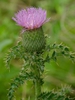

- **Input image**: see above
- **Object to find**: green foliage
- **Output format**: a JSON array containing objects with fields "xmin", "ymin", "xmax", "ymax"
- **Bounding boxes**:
[
  {"xmin": 5, "ymin": 40, "xmax": 75, "ymax": 100},
  {"xmin": 8, "ymin": 71, "xmax": 35, "ymax": 100},
  {"xmin": 5, "ymin": 42, "xmax": 25, "ymax": 68},
  {"xmin": 38, "ymin": 86, "xmax": 74, "ymax": 100},
  {"xmin": 5, "ymin": 42, "xmax": 45, "ymax": 100},
  {"xmin": 44, "ymin": 43, "xmax": 75, "ymax": 63}
]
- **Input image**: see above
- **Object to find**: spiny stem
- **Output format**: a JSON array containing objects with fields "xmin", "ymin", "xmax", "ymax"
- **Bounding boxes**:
[
  {"xmin": 35, "ymin": 79, "xmax": 41, "ymax": 100},
  {"xmin": 34, "ymin": 66, "xmax": 41, "ymax": 100}
]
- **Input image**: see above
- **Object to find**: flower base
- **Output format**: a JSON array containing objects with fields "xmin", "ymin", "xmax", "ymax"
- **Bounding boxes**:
[{"xmin": 22, "ymin": 27, "xmax": 46, "ymax": 53}]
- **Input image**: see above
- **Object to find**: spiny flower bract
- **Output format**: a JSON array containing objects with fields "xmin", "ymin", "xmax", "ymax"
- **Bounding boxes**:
[{"xmin": 12, "ymin": 7, "xmax": 49, "ymax": 30}]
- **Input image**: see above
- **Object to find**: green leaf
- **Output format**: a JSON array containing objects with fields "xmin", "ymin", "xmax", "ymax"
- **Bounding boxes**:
[
  {"xmin": 45, "ymin": 54, "xmax": 50, "ymax": 63},
  {"xmin": 58, "ymin": 44, "xmax": 63, "ymax": 49},
  {"xmin": 64, "ymin": 47, "xmax": 69, "ymax": 52},
  {"xmin": 5, "ymin": 42, "xmax": 26, "ymax": 68},
  {"xmin": 38, "ymin": 86, "xmax": 73, "ymax": 100},
  {"xmin": 51, "ymin": 51, "xmax": 57, "ymax": 61},
  {"xmin": 8, "ymin": 71, "xmax": 35, "ymax": 100}
]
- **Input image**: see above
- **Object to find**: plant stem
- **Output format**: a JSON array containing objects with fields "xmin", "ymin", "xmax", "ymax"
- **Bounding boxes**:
[
  {"xmin": 35, "ymin": 79, "xmax": 41, "ymax": 100},
  {"xmin": 34, "ymin": 66, "xmax": 41, "ymax": 100}
]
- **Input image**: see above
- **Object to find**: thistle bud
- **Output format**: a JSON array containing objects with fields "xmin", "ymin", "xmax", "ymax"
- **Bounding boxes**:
[
  {"xmin": 22, "ymin": 27, "xmax": 46, "ymax": 52},
  {"xmin": 12, "ymin": 7, "xmax": 50, "ymax": 52}
]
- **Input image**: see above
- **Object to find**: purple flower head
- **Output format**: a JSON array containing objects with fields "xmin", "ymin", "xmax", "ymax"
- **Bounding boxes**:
[{"xmin": 12, "ymin": 7, "xmax": 50, "ymax": 30}]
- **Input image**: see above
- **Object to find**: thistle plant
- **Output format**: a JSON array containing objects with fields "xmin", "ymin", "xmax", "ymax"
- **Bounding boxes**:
[{"xmin": 5, "ymin": 7, "xmax": 75, "ymax": 100}]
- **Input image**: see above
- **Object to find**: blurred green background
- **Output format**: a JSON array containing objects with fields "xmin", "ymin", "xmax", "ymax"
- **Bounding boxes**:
[{"xmin": 0, "ymin": 0, "xmax": 75, "ymax": 100}]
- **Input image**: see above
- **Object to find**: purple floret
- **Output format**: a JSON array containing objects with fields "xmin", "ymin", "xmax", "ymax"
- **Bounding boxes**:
[{"xmin": 12, "ymin": 7, "xmax": 50, "ymax": 30}]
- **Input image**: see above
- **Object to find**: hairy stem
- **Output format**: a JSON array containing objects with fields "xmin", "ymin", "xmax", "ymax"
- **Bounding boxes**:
[
  {"xmin": 34, "ymin": 66, "xmax": 41, "ymax": 100},
  {"xmin": 35, "ymin": 79, "xmax": 41, "ymax": 100}
]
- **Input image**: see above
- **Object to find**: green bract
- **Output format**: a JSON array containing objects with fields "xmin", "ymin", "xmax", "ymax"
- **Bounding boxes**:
[{"xmin": 22, "ymin": 27, "xmax": 46, "ymax": 53}]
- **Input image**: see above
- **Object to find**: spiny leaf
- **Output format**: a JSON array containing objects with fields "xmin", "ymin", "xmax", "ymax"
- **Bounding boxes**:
[
  {"xmin": 45, "ymin": 43, "xmax": 75, "ymax": 63},
  {"xmin": 38, "ymin": 91, "xmax": 73, "ymax": 100},
  {"xmin": 8, "ymin": 71, "xmax": 35, "ymax": 100},
  {"xmin": 44, "ymin": 54, "xmax": 50, "ymax": 63},
  {"xmin": 51, "ymin": 51, "xmax": 57, "ymax": 61},
  {"xmin": 64, "ymin": 47, "xmax": 69, "ymax": 52},
  {"xmin": 38, "ymin": 86, "xmax": 74, "ymax": 100},
  {"xmin": 38, "ymin": 91, "xmax": 57, "ymax": 100},
  {"xmin": 5, "ymin": 42, "xmax": 26, "ymax": 68}
]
